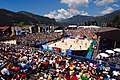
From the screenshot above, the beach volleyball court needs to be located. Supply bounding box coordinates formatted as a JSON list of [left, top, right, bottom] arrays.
[[48, 38, 92, 51]]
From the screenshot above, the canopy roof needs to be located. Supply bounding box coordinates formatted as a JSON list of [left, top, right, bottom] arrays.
[[54, 30, 63, 33], [97, 27, 120, 42], [68, 25, 77, 28], [0, 26, 9, 32]]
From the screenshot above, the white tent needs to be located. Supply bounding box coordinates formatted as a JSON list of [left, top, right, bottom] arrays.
[[68, 25, 77, 28], [54, 30, 63, 33], [113, 48, 120, 52], [105, 50, 114, 54], [99, 53, 109, 57]]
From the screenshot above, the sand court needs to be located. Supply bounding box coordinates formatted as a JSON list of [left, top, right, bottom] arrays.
[[0, 40, 17, 44], [48, 38, 93, 50]]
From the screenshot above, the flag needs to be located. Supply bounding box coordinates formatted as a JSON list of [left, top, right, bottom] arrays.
[[11, 27, 15, 35], [38, 26, 40, 33]]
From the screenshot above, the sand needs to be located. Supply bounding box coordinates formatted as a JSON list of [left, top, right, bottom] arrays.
[[48, 38, 92, 50], [1, 40, 17, 44]]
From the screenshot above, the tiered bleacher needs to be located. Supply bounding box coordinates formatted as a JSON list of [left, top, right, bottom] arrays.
[[0, 26, 120, 80]]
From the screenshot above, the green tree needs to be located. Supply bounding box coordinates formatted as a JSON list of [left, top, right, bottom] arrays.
[[12, 23, 18, 26], [112, 15, 120, 27], [19, 21, 25, 27], [84, 21, 87, 26], [87, 21, 91, 26]]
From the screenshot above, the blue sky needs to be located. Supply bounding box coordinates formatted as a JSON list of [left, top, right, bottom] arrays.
[[0, 0, 120, 19]]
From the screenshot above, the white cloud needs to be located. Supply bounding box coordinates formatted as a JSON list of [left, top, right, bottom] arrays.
[[44, 8, 89, 20], [44, 11, 56, 19], [95, 0, 117, 6], [101, 7, 113, 14], [61, 0, 89, 8], [113, 4, 119, 7], [79, 11, 89, 16]]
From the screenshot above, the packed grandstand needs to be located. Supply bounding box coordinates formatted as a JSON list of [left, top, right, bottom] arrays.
[[0, 25, 120, 80]]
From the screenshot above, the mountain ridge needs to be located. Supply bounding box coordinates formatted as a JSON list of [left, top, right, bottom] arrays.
[[0, 8, 119, 26], [0, 9, 57, 26], [58, 9, 120, 26]]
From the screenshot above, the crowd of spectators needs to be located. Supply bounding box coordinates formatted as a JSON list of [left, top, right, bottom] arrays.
[[16, 32, 62, 46], [65, 28, 99, 38], [96, 51, 120, 64], [0, 42, 120, 80], [0, 28, 120, 80]]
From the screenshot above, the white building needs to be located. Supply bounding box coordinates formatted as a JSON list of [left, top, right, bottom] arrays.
[[78, 25, 100, 28]]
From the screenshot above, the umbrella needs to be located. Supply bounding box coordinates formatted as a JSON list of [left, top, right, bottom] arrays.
[[99, 53, 109, 57], [105, 50, 114, 54], [113, 48, 120, 52], [96, 54, 100, 59], [113, 71, 119, 76]]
